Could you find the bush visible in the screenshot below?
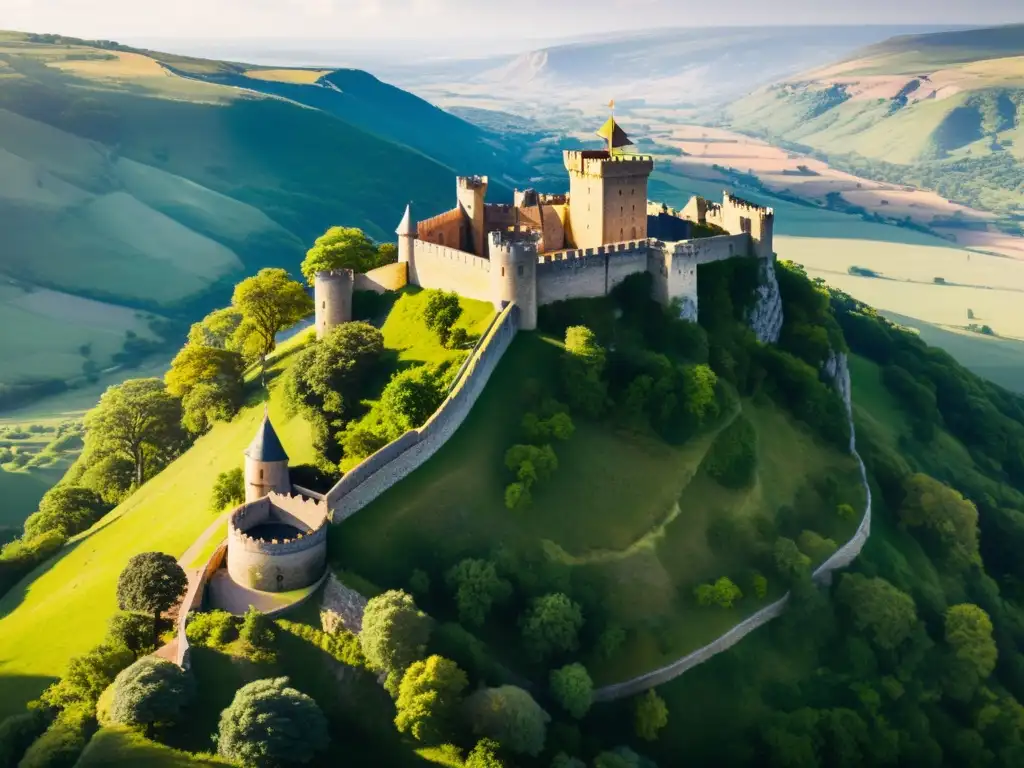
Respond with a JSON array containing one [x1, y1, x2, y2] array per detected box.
[[17, 704, 93, 768], [423, 290, 463, 345], [40, 643, 135, 710], [520, 593, 584, 660], [394, 655, 468, 743], [109, 657, 194, 732], [185, 610, 239, 648], [445, 558, 512, 628], [22, 485, 106, 540], [0, 706, 52, 767], [550, 663, 593, 719], [465, 685, 550, 757], [210, 467, 244, 511], [107, 612, 156, 658], [239, 607, 276, 661], [634, 689, 668, 741], [0, 530, 66, 599], [694, 577, 743, 608], [701, 415, 757, 488], [217, 678, 329, 766], [276, 620, 367, 669]]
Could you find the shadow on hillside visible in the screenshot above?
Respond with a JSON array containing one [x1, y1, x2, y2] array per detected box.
[[882, 310, 1024, 394], [0, 531, 100, 621], [0, 673, 60, 720]]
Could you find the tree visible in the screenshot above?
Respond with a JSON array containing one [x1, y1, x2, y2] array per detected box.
[[22, 485, 106, 539], [774, 537, 812, 583], [301, 226, 380, 283], [0, 705, 51, 768], [945, 603, 997, 679], [40, 643, 134, 709], [182, 382, 239, 435], [84, 378, 185, 487], [445, 558, 512, 627], [108, 611, 156, 658], [899, 473, 980, 570], [377, 242, 398, 266], [116, 552, 188, 644], [109, 657, 194, 734], [79, 453, 135, 506], [550, 663, 593, 719], [239, 606, 276, 661], [465, 738, 506, 768], [394, 655, 468, 743], [232, 268, 313, 363], [465, 685, 550, 757], [837, 574, 917, 651], [797, 530, 838, 562], [187, 307, 244, 350], [634, 689, 668, 741], [423, 290, 463, 345], [377, 364, 448, 439], [210, 467, 245, 511], [563, 326, 608, 418], [164, 343, 245, 402], [694, 576, 743, 608], [520, 593, 584, 659], [217, 677, 329, 766], [360, 590, 431, 681]]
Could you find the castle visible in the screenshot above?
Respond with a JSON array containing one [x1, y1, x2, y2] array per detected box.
[[314, 116, 783, 342]]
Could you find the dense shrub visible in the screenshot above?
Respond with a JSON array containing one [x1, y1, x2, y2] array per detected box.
[[0, 529, 66, 598], [276, 620, 367, 669], [185, 610, 239, 648], [17, 704, 93, 768], [210, 467, 244, 511], [465, 685, 550, 757], [239, 607, 276, 661], [520, 593, 584, 660], [109, 658, 194, 732], [701, 415, 757, 488], [394, 655, 468, 743], [22, 486, 107, 540], [0, 706, 52, 768]]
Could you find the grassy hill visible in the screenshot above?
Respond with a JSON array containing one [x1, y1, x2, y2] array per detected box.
[[0, 30, 487, 401], [724, 24, 1024, 217]]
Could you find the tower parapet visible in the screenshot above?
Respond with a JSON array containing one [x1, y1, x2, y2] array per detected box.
[[314, 269, 353, 339], [563, 149, 654, 251], [489, 228, 538, 331], [457, 175, 488, 257]]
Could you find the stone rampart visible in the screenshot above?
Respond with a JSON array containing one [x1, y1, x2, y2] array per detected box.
[[176, 542, 227, 669], [417, 207, 464, 247], [536, 240, 649, 305], [593, 352, 870, 701], [411, 239, 493, 303], [327, 303, 519, 521], [354, 262, 408, 294]]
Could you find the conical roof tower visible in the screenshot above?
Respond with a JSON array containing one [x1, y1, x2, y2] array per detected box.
[[245, 409, 288, 462]]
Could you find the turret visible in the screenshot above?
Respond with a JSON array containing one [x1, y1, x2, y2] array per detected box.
[[489, 228, 538, 331], [457, 175, 488, 257], [396, 203, 415, 265], [314, 269, 353, 339], [244, 410, 290, 502]]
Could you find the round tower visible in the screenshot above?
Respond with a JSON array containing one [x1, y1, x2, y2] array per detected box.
[[396, 202, 416, 279], [244, 409, 290, 502], [489, 229, 538, 331], [313, 269, 353, 340]]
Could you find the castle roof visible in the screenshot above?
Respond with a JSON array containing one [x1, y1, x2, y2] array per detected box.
[[596, 116, 633, 152], [396, 203, 414, 236], [245, 410, 288, 462]]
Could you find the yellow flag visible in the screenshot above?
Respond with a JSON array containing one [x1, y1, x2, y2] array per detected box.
[[608, 98, 615, 110]]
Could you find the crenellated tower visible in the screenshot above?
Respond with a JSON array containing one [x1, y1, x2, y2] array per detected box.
[[456, 175, 488, 257], [489, 228, 538, 331]]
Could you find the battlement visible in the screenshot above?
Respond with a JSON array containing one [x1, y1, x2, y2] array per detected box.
[[490, 227, 540, 249], [540, 239, 648, 266], [415, 239, 492, 271], [228, 492, 328, 555], [314, 268, 353, 280], [724, 192, 774, 219], [457, 175, 488, 190], [563, 149, 655, 179]]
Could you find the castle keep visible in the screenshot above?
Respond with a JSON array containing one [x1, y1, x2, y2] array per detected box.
[[315, 117, 783, 342]]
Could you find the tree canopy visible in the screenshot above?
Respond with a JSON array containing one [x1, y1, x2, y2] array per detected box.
[[837, 574, 917, 651], [445, 558, 513, 628], [550, 663, 594, 719], [116, 552, 188, 642], [945, 603, 997, 679], [520, 593, 584, 659], [360, 589, 431, 682], [232, 268, 313, 361], [423, 290, 463, 345], [465, 685, 550, 757], [109, 657, 194, 732], [301, 226, 382, 283], [394, 654, 468, 743], [634, 689, 668, 742]]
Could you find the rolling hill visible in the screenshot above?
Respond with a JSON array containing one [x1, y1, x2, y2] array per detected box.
[[724, 24, 1024, 217], [0, 31, 524, 405]]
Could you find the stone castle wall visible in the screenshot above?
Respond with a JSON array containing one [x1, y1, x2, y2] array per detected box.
[[411, 239, 493, 303], [326, 303, 519, 521], [354, 262, 408, 294], [417, 207, 464, 247], [593, 351, 870, 702], [536, 240, 649, 305]]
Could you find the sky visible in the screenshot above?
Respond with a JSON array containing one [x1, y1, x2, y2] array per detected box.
[[1, 0, 1021, 46]]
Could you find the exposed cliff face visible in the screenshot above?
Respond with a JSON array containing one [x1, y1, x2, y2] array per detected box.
[[749, 258, 784, 344], [823, 348, 852, 415], [677, 295, 698, 323]]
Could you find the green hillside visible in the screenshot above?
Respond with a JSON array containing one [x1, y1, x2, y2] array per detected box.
[[0, 32, 464, 400], [724, 24, 1024, 217]]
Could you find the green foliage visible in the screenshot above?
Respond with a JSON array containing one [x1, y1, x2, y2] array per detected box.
[[945, 603, 997, 679], [773, 537, 812, 583], [522, 410, 575, 443], [108, 657, 194, 731], [77, 454, 134, 507], [899, 473, 980, 570], [409, 568, 431, 597], [115, 552, 188, 642], [752, 572, 768, 600], [188, 307, 244, 352], [40, 643, 134, 710], [445, 558, 512, 628], [22, 485, 106, 540], [375, 363, 449, 440], [596, 625, 626, 660], [503, 482, 531, 511], [563, 326, 609, 418], [359, 589, 431, 677], [107, 612, 155, 658], [503, 443, 558, 510], [0, 529, 66, 598], [210, 467, 244, 511], [216, 677, 328, 767], [16, 704, 93, 768], [301, 226, 382, 283], [694, 577, 743, 608], [275, 619, 367, 669], [837, 503, 857, 522], [83, 378, 186, 487], [0, 706, 52, 768], [465, 738, 506, 768], [796, 530, 838, 562], [164, 343, 244, 408], [634, 689, 668, 742], [423, 290, 464, 346], [231, 268, 313, 360], [394, 655, 468, 743], [181, 382, 241, 436], [549, 663, 593, 719], [701, 415, 757, 489], [185, 610, 239, 648], [239, 607, 276, 661], [520, 593, 583, 659], [837, 574, 917, 651], [465, 685, 550, 757]]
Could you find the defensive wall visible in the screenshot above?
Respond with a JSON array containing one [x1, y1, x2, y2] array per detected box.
[[535, 240, 649, 305], [417, 207, 465, 248], [354, 262, 408, 294], [593, 353, 870, 701], [227, 492, 329, 592], [174, 541, 228, 670], [410, 239, 493, 304], [326, 302, 519, 521]]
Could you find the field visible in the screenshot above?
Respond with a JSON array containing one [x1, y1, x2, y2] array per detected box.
[[242, 68, 331, 84], [331, 331, 864, 684]]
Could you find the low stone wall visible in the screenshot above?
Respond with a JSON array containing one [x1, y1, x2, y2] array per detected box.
[[593, 352, 870, 701], [354, 262, 408, 294], [176, 542, 227, 669], [327, 303, 519, 521], [536, 240, 650, 305]]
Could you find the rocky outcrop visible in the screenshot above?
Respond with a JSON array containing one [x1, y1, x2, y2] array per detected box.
[[749, 257, 783, 344], [822, 349, 851, 411], [677, 295, 698, 322], [320, 573, 368, 635]]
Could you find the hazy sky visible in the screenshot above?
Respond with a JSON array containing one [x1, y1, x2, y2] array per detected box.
[[2, 0, 1020, 43]]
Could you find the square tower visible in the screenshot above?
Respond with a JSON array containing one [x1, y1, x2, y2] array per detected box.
[[563, 149, 654, 250], [457, 175, 488, 257]]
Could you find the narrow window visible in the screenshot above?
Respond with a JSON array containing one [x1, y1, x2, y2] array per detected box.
[[632, 226, 637, 238], [259, 469, 264, 480], [518, 265, 524, 276], [321, 301, 325, 309], [501, 267, 505, 277], [620, 228, 624, 239], [619, 189, 622, 196]]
